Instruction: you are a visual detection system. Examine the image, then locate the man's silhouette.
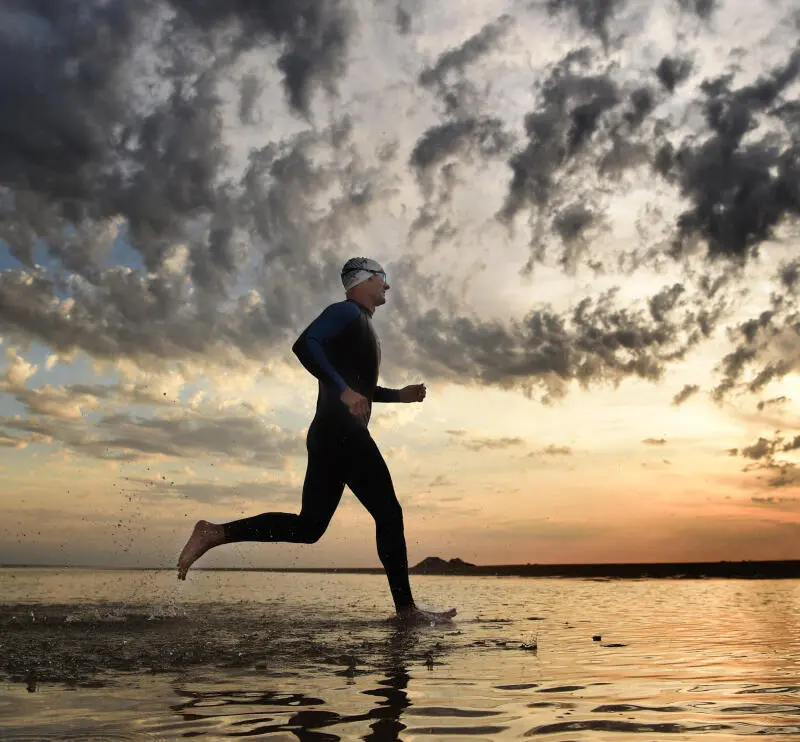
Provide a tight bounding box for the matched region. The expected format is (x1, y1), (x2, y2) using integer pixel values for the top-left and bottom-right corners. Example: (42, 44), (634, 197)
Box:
(177, 258), (456, 623)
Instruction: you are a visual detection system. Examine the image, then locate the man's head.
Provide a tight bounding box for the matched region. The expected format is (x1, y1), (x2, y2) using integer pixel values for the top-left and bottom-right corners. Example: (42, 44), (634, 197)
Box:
(341, 257), (390, 311)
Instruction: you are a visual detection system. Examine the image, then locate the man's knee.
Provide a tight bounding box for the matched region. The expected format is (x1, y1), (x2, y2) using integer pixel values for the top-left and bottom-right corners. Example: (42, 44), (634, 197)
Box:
(295, 519), (328, 544)
(377, 500), (404, 531)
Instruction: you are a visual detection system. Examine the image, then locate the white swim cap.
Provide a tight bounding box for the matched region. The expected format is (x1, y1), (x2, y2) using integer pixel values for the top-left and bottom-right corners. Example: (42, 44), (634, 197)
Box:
(341, 257), (386, 291)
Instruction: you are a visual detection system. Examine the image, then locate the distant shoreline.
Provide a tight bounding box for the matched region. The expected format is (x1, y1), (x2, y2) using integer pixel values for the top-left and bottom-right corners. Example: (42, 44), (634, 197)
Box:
(3, 560), (800, 579)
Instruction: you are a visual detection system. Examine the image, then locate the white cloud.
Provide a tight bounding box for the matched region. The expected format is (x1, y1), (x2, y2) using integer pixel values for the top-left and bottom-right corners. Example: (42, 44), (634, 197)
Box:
(2, 347), (37, 389)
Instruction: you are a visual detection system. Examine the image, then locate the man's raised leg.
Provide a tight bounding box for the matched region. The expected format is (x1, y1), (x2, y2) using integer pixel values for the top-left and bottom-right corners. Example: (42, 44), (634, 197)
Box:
(176, 451), (344, 580)
(177, 520), (227, 580)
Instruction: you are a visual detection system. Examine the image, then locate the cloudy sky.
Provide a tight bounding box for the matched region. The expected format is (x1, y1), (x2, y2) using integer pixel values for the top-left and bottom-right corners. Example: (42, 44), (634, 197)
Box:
(1, 0), (799, 569)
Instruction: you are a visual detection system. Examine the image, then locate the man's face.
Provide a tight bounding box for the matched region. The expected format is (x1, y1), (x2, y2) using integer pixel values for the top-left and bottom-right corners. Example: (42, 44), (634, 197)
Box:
(369, 272), (390, 305)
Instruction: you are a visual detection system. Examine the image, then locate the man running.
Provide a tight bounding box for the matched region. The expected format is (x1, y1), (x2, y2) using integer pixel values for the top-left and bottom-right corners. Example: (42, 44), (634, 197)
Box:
(177, 257), (456, 623)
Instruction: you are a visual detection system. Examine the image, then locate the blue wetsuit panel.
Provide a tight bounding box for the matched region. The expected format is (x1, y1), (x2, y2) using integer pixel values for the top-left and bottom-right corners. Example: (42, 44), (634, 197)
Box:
(300, 301), (360, 393)
(292, 300), (401, 427)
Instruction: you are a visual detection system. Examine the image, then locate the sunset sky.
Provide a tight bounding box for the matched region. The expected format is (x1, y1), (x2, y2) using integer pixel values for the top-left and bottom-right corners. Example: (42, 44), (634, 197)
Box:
(1, 0), (799, 569)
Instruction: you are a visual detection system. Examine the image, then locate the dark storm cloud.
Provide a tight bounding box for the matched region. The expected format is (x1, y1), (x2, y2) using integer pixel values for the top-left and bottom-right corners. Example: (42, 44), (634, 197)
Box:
(167, 0), (354, 116)
(778, 259), (800, 293)
(0, 265), (219, 361)
(0, 0), (796, 408)
(0, 0), (153, 268)
(497, 49), (654, 270)
(231, 118), (382, 345)
(736, 430), (800, 489)
(553, 203), (597, 245)
(675, 0), (716, 20)
(383, 257), (717, 400)
(94, 411), (304, 465)
(663, 50), (800, 261)
(764, 468), (800, 489)
(741, 433), (800, 461)
(410, 118), (510, 172)
(672, 383), (700, 406)
(0, 0), (365, 367)
(495, 28), (799, 280)
(411, 16), (515, 237)
(0, 404), (304, 467)
(757, 396), (789, 411)
(0, 115), (370, 364)
(545, 0), (625, 47)
(0, 1), (267, 278)
(418, 14), (513, 103)
(4, 378), (202, 421)
(711, 279), (799, 401)
(655, 56), (693, 93)
(549, 202), (611, 273)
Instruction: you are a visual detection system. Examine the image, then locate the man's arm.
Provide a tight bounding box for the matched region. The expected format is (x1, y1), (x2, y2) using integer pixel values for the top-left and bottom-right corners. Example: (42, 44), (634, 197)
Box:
(375, 384), (427, 403)
(374, 386), (402, 402)
(292, 302), (360, 392)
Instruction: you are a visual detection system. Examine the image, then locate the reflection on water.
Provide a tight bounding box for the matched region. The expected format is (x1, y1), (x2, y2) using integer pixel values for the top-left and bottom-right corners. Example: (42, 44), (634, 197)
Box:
(1, 569), (799, 740)
(168, 628), (418, 741)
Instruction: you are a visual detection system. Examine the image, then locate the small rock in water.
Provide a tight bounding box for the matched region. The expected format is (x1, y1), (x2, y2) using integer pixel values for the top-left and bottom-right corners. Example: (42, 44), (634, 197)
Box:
(25, 669), (38, 693)
(593, 635), (602, 641)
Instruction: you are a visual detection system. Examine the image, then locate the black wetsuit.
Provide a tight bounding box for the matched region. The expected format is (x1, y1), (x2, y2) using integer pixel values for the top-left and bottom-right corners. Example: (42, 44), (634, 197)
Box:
(222, 299), (414, 611)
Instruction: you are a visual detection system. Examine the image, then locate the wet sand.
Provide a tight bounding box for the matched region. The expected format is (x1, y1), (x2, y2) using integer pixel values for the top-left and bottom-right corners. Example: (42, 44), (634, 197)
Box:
(2, 569), (799, 740)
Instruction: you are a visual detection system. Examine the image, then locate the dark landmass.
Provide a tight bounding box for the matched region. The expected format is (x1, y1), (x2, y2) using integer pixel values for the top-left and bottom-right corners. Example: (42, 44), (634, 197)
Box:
(407, 557), (800, 579)
(4, 558), (800, 578)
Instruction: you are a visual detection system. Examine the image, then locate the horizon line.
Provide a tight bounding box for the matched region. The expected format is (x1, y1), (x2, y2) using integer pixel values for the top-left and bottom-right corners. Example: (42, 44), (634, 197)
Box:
(3, 558), (800, 570)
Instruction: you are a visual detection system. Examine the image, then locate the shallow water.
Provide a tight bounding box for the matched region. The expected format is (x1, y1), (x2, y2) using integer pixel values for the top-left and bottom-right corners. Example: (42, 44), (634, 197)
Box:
(1, 569), (799, 740)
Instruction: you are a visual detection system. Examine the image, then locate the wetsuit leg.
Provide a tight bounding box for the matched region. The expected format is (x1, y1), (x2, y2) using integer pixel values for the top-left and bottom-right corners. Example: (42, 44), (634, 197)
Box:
(221, 436), (345, 544)
(341, 429), (415, 612)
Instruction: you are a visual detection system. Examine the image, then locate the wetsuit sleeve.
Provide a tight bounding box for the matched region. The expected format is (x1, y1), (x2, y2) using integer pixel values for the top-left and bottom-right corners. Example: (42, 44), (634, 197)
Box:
(374, 386), (402, 403)
(292, 302), (360, 393)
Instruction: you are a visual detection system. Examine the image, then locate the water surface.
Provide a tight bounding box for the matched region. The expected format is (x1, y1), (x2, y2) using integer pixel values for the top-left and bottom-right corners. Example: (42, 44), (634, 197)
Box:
(2, 568), (799, 740)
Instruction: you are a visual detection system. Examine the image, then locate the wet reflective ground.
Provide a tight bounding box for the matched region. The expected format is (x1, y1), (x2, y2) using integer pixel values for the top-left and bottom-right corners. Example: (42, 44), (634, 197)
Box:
(1, 569), (799, 740)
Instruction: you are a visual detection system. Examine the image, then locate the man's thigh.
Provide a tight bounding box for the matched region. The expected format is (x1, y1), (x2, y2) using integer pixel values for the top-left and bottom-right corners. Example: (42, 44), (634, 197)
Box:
(341, 429), (400, 519)
(299, 424), (349, 529)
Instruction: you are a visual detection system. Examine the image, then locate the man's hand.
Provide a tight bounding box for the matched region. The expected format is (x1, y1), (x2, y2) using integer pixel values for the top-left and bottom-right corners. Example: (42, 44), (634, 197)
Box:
(341, 387), (370, 424)
(398, 383), (426, 403)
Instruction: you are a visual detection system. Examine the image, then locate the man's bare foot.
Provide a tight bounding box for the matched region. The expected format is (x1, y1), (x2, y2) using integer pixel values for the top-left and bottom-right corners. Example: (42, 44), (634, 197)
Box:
(177, 520), (226, 580)
(394, 606), (457, 625)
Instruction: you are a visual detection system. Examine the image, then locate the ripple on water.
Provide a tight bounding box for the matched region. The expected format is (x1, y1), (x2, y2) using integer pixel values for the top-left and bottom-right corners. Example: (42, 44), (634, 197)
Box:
(537, 685), (585, 693)
(495, 683), (539, 690)
(525, 719), (734, 735)
(404, 725), (510, 737)
(735, 685), (800, 694)
(406, 707), (504, 717)
(592, 703), (687, 712)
